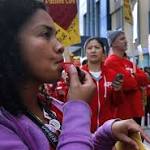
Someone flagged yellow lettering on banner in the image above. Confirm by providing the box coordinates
[64,0,76,4]
[44,0,63,4]
[45,0,76,4]
[55,15,80,46]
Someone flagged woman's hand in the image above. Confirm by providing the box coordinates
[66,64,95,103]
[112,119,150,150]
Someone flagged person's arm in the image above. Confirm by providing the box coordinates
[110,73,124,106]
[93,119,150,150]
[134,67,148,87]
[92,119,117,150]
[111,89,124,106]
[105,60,138,91]
[57,64,95,150]
[57,101,93,150]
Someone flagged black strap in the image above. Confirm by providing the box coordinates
[26,111,58,148]
[43,104,57,120]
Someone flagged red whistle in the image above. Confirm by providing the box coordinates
[61,62,85,84]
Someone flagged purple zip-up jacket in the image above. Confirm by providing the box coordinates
[0,100,116,150]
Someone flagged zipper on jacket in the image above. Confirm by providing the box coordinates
[96,81,100,129]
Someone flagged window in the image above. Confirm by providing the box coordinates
[95,1,100,36]
[133,2,138,43]
[115,8,123,29]
[83,13,87,35]
[149,11,150,33]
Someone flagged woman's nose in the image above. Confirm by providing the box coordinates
[55,40,64,53]
[91,47,96,52]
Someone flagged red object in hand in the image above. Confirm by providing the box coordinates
[61,62,72,72]
[62,62,85,84]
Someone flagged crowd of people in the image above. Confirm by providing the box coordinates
[0,0,150,150]
[45,32,150,127]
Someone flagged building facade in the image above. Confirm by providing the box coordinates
[79,0,110,37]
[79,0,150,67]
[109,0,150,67]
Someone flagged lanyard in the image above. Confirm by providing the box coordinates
[26,106,61,148]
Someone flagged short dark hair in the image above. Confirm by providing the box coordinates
[0,0,46,115]
[83,37,105,53]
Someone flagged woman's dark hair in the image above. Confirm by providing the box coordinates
[0,0,46,115]
[83,37,105,53]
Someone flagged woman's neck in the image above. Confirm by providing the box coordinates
[20,82,47,123]
[112,48,125,58]
[88,62,102,72]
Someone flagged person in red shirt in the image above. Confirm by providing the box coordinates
[144,67,150,126]
[105,30,148,125]
[82,37,124,132]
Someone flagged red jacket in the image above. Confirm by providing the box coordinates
[44,81,68,102]
[105,54,148,119]
[81,64,123,132]
[146,80,150,97]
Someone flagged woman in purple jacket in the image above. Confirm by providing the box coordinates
[0,0,149,150]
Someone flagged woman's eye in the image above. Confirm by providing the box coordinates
[38,26,56,40]
[87,46,92,50]
[95,46,100,49]
[39,28,53,39]
[41,31,51,39]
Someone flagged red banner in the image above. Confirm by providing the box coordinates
[44,0,80,46]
